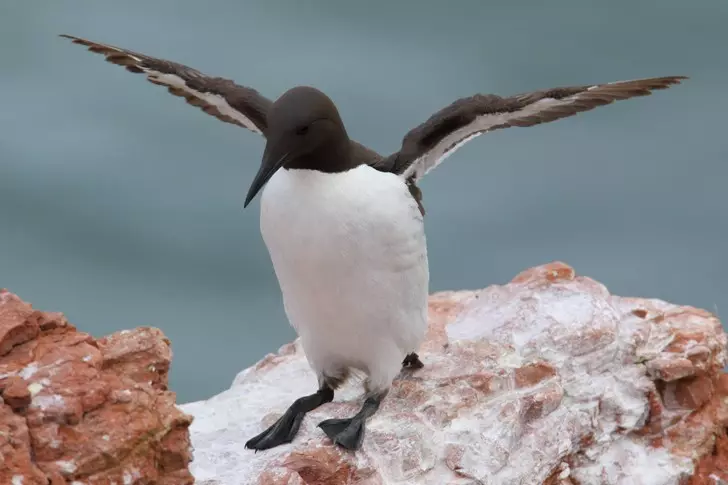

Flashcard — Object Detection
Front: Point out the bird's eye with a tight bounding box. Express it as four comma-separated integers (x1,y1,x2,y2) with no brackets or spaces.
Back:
296,125,309,136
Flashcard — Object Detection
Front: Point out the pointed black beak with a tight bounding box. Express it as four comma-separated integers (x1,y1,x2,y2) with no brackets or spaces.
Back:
244,148,289,208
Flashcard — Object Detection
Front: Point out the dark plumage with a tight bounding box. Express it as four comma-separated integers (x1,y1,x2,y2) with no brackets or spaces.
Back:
59,34,686,213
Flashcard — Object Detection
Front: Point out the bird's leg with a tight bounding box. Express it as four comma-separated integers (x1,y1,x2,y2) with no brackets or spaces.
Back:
402,352,424,370
245,385,334,451
317,390,386,450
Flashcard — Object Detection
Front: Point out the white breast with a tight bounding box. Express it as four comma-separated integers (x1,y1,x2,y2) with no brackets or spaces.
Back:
259,164,429,393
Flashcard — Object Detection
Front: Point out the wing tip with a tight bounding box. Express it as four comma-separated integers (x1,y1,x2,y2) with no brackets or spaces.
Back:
613,75,689,89
58,33,104,52
654,75,689,86
582,75,688,101
59,34,87,44
654,75,689,87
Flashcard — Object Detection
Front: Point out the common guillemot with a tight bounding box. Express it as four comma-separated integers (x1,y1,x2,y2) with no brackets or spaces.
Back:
60,34,686,451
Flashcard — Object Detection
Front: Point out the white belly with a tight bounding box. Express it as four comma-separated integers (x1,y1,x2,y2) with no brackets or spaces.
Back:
259,164,429,390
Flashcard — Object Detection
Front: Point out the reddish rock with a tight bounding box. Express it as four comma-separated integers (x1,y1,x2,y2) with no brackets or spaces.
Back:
515,361,557,388
98,326,172,390
280,449,357,485
664,375,714,410
635,388,665,436
0,289,39,356
632,309,649,319
420,290,477,352
686,430,728,485
648,357,697,381
0,404,48,485
2,375,31,410
521,383,563,424
0,290,194,484
511,260,576,284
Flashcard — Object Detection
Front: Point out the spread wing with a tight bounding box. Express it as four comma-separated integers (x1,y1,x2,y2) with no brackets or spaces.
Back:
60,34,272,136
377,76,687,181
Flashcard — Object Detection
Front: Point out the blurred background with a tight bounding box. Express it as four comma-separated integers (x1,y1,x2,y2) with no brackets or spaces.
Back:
1,0,726,403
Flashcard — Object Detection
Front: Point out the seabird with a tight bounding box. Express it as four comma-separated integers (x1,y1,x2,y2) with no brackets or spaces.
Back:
60,34,686,451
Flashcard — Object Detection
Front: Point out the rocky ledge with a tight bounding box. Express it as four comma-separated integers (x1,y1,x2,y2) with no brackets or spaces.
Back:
181,262,728,485
0,289,193,484
2,262,727,485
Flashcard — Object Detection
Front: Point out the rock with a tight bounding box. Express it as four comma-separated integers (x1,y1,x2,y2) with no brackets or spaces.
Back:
0,289,40,356
180,262,728,485
3,375,31,410
0,289,194,485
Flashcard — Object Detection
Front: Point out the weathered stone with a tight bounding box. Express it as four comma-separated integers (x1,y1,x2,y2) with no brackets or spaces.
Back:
0,290,194,484
0,289,39,356
661,375,714,410
515,361,557,388
181,261,728,485
0,403,48,485
2,375,31,410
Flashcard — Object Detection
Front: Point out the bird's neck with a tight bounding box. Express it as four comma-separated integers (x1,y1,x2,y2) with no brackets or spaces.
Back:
285,139,359,173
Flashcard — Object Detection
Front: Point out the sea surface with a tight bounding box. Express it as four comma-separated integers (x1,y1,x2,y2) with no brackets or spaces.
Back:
1,0,726,402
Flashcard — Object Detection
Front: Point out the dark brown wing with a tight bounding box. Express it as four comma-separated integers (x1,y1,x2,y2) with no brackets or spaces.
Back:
376,76,687,181
60,34,272,135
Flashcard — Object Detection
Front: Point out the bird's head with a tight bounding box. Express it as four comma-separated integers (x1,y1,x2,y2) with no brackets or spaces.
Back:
244,86,349,207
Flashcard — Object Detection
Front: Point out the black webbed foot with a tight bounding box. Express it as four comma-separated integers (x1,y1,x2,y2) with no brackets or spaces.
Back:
245,387,334,451
317,395,382,451
402,352,424,370
318,416,366,450
244,408,306,450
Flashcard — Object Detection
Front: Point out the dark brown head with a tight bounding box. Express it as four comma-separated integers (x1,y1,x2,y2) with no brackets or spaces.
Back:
244,86,351,207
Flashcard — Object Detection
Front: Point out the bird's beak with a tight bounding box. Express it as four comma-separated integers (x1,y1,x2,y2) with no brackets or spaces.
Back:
244,146,289,208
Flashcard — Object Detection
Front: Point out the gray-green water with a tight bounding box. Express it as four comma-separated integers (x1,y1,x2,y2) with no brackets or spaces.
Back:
2,1,726,403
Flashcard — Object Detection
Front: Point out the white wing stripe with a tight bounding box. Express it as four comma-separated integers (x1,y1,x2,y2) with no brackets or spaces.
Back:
147,73,264,134
403,95,569,180
61,35,269,135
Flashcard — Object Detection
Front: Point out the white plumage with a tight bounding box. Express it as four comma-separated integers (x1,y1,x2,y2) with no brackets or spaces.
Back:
260,164,429,395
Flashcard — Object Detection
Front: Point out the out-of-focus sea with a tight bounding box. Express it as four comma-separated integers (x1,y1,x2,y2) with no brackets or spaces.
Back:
1,0,726,402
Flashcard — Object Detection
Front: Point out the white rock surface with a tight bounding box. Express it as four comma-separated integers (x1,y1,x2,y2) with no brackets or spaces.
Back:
180,262,728,485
